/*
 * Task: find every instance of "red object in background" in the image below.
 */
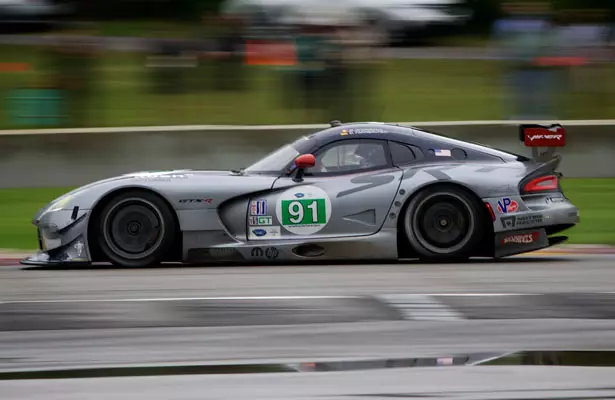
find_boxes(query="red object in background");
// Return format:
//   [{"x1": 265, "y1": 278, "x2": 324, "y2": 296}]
[
  {"x1": 295, "y1": 154, "x2": 316, "y2": 169},
  {"x1": 522, "y1": 125, "x2": 566, "y2": 147},
  {"x1": 0, "y1": 63, "x2": 30, "y2": 72},
  {"x1": 535, "y1": 57, "x2": 587, "y2": 67},
  {"x1": 244, "y1": 40, "x2": 297, "y2": 66},
  {"x1": 523, "y1": 175, "x2": 559, "y2": 193}
]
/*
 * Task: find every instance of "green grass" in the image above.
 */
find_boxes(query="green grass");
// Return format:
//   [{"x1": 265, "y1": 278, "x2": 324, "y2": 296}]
[
  {"x1": 559, "y1": 178, "x2": 615, "y2": 245},
  {"x1": 1, "y1": 179, "x2": 613, "y2": 250},
  {"x1": 0, "y1": 187, "x2": 70, "y2": 250},
  {"x1": 2, "y1": 44, "x2": 615, "y2": 128}
]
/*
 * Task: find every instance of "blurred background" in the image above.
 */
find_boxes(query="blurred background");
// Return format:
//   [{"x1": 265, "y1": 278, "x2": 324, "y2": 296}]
[{"x1": 1, "y1": 0, "x2": 614, "y2": 129}]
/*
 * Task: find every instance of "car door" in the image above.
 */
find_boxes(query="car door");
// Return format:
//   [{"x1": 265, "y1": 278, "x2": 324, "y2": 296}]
[{"x1": 245, "y1": 139, "x2": 403, "y2": 241}]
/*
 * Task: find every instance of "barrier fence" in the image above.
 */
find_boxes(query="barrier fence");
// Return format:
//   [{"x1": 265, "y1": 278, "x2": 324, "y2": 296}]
[{"x1": 1, "y1": 120, "x2": 614, "y2": 188}]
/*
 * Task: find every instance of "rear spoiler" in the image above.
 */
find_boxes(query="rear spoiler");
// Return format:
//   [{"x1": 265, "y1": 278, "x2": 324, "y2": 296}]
[{"x1": 519, "y1": 124, "x2": 565, "y2": 164}]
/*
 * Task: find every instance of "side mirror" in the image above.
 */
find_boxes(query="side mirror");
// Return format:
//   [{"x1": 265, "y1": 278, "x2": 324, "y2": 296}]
[{"x1": 293, "y1": 154, "x2": 315, "y2": 182}]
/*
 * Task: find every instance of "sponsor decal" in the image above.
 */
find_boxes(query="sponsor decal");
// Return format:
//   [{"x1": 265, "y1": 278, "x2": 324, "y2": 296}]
[
  {"x1": 501, "y1": 232, "x2": 540, "y2": 245},
  {"x1": 265, "y1": 247, "x2": 279, "y2": 260},
  {"x1": 276, "y1": 185, "x2": 332, "y2": 235},
  {"x1": 249, "y1": 216, "x2": 273, "y2": 226},
  {"x1": 294, "y1": 193, "x2": 305, "y2": 198},
  {"x1": 497, "y1": 197, "x2": 519, "y2": 214},
  {"x1": 131, "y1": 171, "x2": 193, "y2": 180},
  {"x1": 500, "y1": 214, "x2": 544, "y2": 229},
  {"x1": 527, "y1": 133, "x2": 564, "y2": 142},
  {"x1": 340, "y1": 128, "x2": 387, "y2": 136},
  {"x1": 433, "y1": 149, "x2": 451, "y2": 157},
  {"x1": 250, "y1": 199, "x2": 267, "y2": 216},
  {"x1": 73, "y1": 241, "x2": 85, "y2": 258},
  {"x1": 179, "y1": 198, "x2": 213, "y2": 204},
  {"x1": 522, "y1": 125, "x2": 566, "y2": 147},
  {"x1": 251, "y1": 247, "x2": 279, "y2": 259},
  {"x1": 248, "y1": 226, "x2": 282, "y2": 240}
]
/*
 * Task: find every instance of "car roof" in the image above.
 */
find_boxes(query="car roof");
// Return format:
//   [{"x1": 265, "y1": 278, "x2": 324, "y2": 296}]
[
  {"x1": 306, "y1": 122, "x2": 414, "y2": 142},
  {"x1": 294, "y1": 122, "x2": 525, "y2": 162}
]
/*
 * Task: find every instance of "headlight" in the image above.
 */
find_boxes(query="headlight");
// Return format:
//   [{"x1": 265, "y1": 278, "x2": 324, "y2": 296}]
[
  {"x1": 48, "y1": 194, "x2": 73, "y2": 212},
  {"x1": 39, "y1": 224, "x2": 61, "y2": 250}
]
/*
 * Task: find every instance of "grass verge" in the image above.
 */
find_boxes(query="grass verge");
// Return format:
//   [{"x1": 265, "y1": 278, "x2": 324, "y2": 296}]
[{"x1": 0, "y1": 178, "x2": 613, "y2": 250}]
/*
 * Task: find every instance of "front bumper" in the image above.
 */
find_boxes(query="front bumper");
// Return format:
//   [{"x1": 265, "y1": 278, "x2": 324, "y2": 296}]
[
  {"x1": 20, "y1": 236, "x2": 91, "y2": 266},
  {"x1": 20, "y1": 207, "x2": 93, "y2": 267}
]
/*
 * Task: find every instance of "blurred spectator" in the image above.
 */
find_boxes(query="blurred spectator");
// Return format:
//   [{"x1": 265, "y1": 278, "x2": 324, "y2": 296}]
[
  {"x1": 343, "y1": 18, "x2": 386, "y2": 121},
  {"x1": 491, "y1": 1, "x2": 556, "y2": 120},
  {"x1": 322, "y1": 25, "x2": 351, "y2": 121},
  {"x1": 208, "y1": 15, "x2": 248, "y2": 92},
  {"x1": 292, "y1": 22, "x2": 330, "y2": 121},
  {"x1": 46, "y1": 23, "x2": 101, "y2": 127},
  {"x1": 148, "y1": 35, "x2": 187, "y2": 94},
  {"x1": 557, "y1": 9, "x2": 613, "y2": 118}
]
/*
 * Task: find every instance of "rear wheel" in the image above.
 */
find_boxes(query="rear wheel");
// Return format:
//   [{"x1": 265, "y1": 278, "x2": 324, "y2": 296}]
[
  {"x1": 402, "y1": 185, "x2": 485, "y2": 262},
  {"x1": 95, "y1": 191, "x2": 177, "y2": 267}
]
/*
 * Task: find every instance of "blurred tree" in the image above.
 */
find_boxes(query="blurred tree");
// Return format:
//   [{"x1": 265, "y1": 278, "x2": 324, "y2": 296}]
[
  {"x1": 464, "y1": 0, "x2": 503, "y2": 33},
  {"x1": 462, "y1": 0, "x2": 615, "y2": 34},
  {"x1": 68, "y1": 0, "x2": 226, "y2": 21}
]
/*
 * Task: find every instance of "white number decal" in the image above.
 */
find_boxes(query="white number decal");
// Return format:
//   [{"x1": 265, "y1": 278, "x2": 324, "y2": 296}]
[
  {"x1": 307, "y1": 200, "x2": 318, "y2": 223},
  {"x1": 288, "y1": 201, "x2": 303, "y2": 224}
]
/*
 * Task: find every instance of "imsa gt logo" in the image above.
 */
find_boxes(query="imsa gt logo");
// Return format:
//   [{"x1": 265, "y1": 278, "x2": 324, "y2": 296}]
[{"x1": 249, "y1": 216, "x2": 273, "y2": 226}]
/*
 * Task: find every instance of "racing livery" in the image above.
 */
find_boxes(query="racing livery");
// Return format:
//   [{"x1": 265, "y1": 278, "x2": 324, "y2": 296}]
[{"x1": 21, "y1": 121, "x2": 579, "y2": 267}]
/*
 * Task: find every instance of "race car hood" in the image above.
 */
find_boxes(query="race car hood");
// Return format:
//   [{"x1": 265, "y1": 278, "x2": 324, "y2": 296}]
[{"x1": 35, "y1": 169, "x2": 278, "y2": 221}]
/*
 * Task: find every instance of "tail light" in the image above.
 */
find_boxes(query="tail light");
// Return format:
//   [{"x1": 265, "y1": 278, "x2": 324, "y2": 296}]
[
  {"x1": 485, "y1": 202, "x2": 496, "y2": 221},
  {"x1": 523, "y1": 175, "x2": 559, "y2": 193}
]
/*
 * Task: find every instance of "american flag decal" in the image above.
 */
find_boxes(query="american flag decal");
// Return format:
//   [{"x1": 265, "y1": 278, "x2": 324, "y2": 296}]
[
  {"x1": 250, "y1": 199, "x2": 267, "y2": 216},
  {"x1": 434, "y1": 149, "x2": 451, "y2": 157}
]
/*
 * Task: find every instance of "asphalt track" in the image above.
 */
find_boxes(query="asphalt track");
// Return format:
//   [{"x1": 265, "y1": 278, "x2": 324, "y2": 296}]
[
  {"x1": 3, "y1": 254, "x2": 615, "y2": 301},
  {"x1": 2, "y1": 254, "x2": 615, "y2": 399}
]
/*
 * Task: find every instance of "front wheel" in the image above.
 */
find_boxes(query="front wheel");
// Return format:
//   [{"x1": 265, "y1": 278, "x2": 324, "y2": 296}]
[
  {"x1": 95, "y1": 190, "x2": 177, "y2": 267},
  {"x1": 402, "y1": 185, "x2": 485, "y2": 261}
]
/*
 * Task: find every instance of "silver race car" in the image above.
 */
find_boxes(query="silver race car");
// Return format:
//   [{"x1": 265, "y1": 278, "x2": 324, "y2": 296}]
[{"x1": 22, "y1": 121, "x2": 579, "y2": 267}]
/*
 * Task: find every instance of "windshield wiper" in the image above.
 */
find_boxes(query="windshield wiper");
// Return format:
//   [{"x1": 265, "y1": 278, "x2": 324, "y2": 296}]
[{"x1": 231, "y1": 168, "x2": 245, "y2": 175}]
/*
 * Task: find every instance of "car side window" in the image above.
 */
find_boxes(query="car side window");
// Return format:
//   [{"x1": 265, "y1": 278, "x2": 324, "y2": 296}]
[
  {"x1": 389, "y1": 141, "x2": 417, "y2": 166},
  {"x1": 305, "y1": 140, "x2": 389, "y2": 175}
]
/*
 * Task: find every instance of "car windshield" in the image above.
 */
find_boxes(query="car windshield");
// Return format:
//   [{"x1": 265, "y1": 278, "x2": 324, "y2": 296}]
[{"x1": 244, "y1": 144, "x2": 300, "y2": 174}]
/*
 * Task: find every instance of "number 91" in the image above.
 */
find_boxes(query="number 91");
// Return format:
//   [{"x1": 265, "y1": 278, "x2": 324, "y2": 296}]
[{"x1": 288, "y1": 201, "x2": 303, "y2": 224}]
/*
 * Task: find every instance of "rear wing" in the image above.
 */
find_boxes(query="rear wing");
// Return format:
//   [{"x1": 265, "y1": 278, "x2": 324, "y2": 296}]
[{"x1": 519, "y1": 124, "x2": 566, "y2": 163}]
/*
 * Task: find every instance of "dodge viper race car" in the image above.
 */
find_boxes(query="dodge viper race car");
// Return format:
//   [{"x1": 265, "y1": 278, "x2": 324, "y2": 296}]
[{"x1": 21, "y1": 121, "x2": 579, "y2": 267}]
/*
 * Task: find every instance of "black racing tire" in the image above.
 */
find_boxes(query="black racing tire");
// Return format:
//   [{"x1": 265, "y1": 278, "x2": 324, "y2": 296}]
[
  {"x1": 402, "y1": 185, "x2": 485, "y2": 262},
  {"x1": 95, "y1": 190, "x2": 177, "y2": 267}
]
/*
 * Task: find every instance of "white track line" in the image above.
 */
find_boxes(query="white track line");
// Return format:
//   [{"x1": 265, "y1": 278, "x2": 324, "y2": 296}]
[
  {"x1": 0, "y1": 293, "x2": 545, "y2": 305},
  {"x1": 376, "y1": 294, "x2": 466, "y2": 321},
  {"x1": 6, "y1": 292, "x2": 615, "y2": 305},
  {"x1": 0, "y1": 296, "x2": 361, "y2": 304},
  {"x1": 467, "y1": 351, "x2": 518, "y2": 366}
]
